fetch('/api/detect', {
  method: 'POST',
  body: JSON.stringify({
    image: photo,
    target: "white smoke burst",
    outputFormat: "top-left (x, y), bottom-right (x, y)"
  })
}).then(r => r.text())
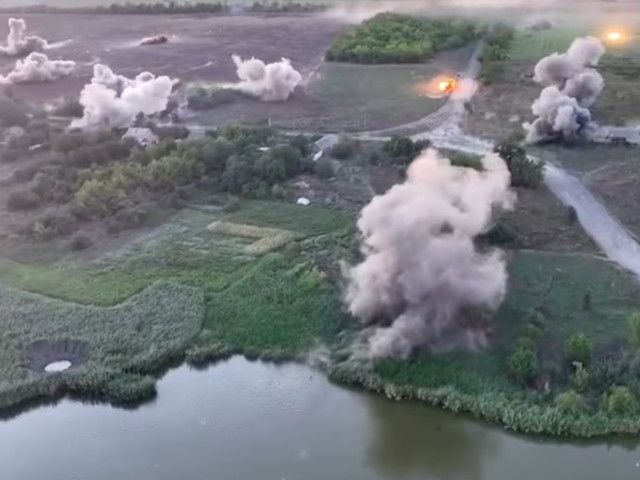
top-left (0, 18), bottom-right (48, 57)
top-left (524, 36), bottom-right (606, 143)
top-left (231, 55), bottom-right (302, 101)
top-left (344, 149), bottom-right (515, 359)
top-left (71, 64), bottom-right (174, 130)
top-left (0, 52), bottom-right (75, 84)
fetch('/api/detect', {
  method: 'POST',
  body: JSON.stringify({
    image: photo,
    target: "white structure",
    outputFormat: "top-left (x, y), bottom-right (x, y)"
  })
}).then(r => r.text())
top-left (122, 127), bottom-right (159, 146)
top-left (312, 134), bottom-right (339, 161)
top-left (296, 197), bottom-right (310, 206)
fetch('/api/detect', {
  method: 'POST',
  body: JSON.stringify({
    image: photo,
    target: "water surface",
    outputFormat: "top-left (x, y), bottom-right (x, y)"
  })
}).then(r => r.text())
top-left (1, 357), bottom-right (639, 480)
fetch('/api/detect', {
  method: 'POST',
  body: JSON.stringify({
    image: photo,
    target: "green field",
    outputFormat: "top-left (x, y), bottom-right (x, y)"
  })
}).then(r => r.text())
top-left (306, 62), bottom-right (448, 131)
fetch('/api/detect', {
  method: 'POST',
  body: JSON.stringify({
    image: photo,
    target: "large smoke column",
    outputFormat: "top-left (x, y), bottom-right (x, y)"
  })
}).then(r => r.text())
top-left (344, 149), bottom-right (515, 359)
top-left (0, 18), bottom-right (48, 57)
top-left (71, 64), bottom-right (173, 129)
top-left (0, 52), bottom-right (75, 84)
top-left (524, 36), bottom-right (605, 143)
top-left (231, 55), bottom-right (302, 101)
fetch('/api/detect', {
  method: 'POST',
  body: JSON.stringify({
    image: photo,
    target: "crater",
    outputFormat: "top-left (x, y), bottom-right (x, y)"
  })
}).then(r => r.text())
top-left (23, 339), bottom-right (90, 373)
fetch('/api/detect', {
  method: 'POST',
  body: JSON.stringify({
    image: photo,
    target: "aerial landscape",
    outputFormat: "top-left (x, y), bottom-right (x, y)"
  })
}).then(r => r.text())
top-left (1, 0), bottom-right (640, 478)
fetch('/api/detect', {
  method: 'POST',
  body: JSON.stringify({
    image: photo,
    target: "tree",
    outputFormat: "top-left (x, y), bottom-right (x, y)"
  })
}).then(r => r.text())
top-left (628, 312), bottom-right (640, 349)
top-left (565, 333), bottom-right (593, 365)
top-left (507, 343), bottom-right (538, 384)
top-left (494, 140), bottom-right (543, 188)
top-left (315, 158), bottom-right (334, 179)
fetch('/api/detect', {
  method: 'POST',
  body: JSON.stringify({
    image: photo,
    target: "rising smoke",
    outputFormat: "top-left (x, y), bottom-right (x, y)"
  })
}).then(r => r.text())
top-left (71, 64), bottom-right (173, 129)
top-left (0, 18), bottom-right (48, 57)
top-left (524, 36), bottom-right (605, 143)
top-left (0, 52), bottom-right (75, 84)
top-left (344, 149), bottom-right (514, 359)
top-left (231, 55), bottom-right (302, 101)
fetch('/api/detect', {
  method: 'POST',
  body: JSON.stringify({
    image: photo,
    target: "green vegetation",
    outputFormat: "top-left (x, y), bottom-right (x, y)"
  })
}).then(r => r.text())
top-left (0, 281), bottom-right (203, 409)
top-left (565, 333), bottom-right (593, 365)
top-left (554, 390), bottom-right (584, 415)
top-left (494, 140), bottom-right (544, 188)
top-left (479, 23), bottom-right (516, 84)
top-left (601, 386), bottom-right (636, 416)
top-left (326, 13), bottom-right (482, 64)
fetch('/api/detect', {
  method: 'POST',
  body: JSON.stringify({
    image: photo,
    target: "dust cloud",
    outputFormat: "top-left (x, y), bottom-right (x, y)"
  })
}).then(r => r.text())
top-left (71, 64), bottom-right (173, 129)
top-left (0, 18), bottom-right (48, 57)
top-left (344, 149), bottom-right (515, 359)
top-left (0, 52), bottom-right (75, 84)
top-left (524, 36), bottom-right (605, 143)
top-left (231, 55), bottom-right (302, 101)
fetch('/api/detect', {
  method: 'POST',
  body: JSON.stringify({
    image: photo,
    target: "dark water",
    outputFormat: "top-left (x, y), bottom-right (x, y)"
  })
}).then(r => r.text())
top-left (1, 357), bottom-right (640, 480)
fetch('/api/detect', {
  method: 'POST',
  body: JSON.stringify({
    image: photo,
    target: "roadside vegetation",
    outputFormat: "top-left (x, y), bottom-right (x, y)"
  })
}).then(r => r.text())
top-left (326, 13), bottom-right (483, 64)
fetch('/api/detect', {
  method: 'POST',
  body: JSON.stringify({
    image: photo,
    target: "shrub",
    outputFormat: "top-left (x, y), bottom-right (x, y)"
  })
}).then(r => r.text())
top-left (6, 190), bottom-right (40, 211)
top-left (26, 212), bottom-right (76, 241)
top-left (628, 312), bottom-right (640, 349)
top-left (331, 136), bottom-right (358, 160)
top-left (288, 134), bottom-right (311, 156)
top-left (448, 151), bottom-right (483, 170)
top-left (12, 163), bottom-right (40, 183)
top-left (601, 386), bottom-right (636, 416)
top-left (494, 140), bottom-right (543, 188)
top-left (565, 333), bottom-right (593, 365)
top-left (69, 234), bottom-right (93, 251)
top-left (75, 179), bottom-right (129, 217)
top-left (554, 390), bottom-right (584, 415)
top-left (480, 222), bottom-right (515, 245)
top-left (314, 158), bottom-right (334, 179)
top-left (106, 206), bottom-right (150, 233)
top-left (570, 362), bottom-right (590, 393)
top-left (507, 344), bottom-right (538, 384)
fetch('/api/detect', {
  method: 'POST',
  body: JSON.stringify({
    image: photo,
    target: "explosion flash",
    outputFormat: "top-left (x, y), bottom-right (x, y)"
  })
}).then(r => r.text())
top-left (417, 74), bottom-right (460, 98)
top-left (607, 31), bottom-right (622, 41)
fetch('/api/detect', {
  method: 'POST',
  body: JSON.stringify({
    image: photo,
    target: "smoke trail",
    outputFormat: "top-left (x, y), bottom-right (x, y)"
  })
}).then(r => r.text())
top-left (0, 18), bottom-right (48, 57)
top-left (525, 36), bottom-right (605, 143)
top-left (71, 64), bottom-right (173, 130)
top-left (344, 149), bottom-right (514, 359)
top-left (0, 52), bottom-right (75, 84)
top-left (231, 55), bottom-right (302, 101)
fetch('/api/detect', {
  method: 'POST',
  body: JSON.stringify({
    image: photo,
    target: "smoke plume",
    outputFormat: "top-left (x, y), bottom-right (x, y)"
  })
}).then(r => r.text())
top-left (71, 64), bottom-right (173, 129)
top-left (525, 36), bottom-right (605, 143)
top-left (0, 18), bottom-right (48, 57)
top-left (231, 55), bottom-right (302, 101)
top-left (344, 149), bottom-right (514, 359)
top-left (0, 52), bottom-right (75, 84)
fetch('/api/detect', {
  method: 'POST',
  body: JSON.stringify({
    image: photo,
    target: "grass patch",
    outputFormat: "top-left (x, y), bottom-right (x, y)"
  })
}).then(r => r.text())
top-left (204, 253), bottom-right (345, 356)
top-left (0, 281), bottom-right (204, 409)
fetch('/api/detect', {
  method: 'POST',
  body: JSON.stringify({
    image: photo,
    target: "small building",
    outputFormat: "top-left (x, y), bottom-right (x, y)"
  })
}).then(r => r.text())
top-left (311, 134), bottom-right (339, 162)
top-left (122, 127), bottom-right (159, 147)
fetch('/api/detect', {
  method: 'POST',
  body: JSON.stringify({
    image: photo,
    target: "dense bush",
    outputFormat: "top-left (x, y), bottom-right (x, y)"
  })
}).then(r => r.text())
top-left (479, 23), bottom-right (515, 84)
top-left (331, 136), bottom-right (359, 160)
top-left (507, 342), bottom-right (538, 384)
top-left (25, 212), bottom-right (76, 241)
top-left (6, 190), bottom-right (40, 211)
top-left (601, 386), bottom-right (637, 416)
top-left (570, 362), bottom-right (590, 393)
top-left (565, 333), bottom-right (593, 365)
top-left (494, 140), bottom-right (544, 188)
top-left (315, 158), bottom-right (334, 179)
top-left (554, 390), bottom-right (584, 415)
top-left (381, 136), bottom-right (429, 165)
top-left (326, 13), bottom-right (483, 64)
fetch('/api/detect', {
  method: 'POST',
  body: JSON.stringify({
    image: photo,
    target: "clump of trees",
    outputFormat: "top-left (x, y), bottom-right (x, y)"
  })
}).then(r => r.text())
top-left (326, 13), bottom-right (484, 64)
top-left (6, 125), bottom-right (322, 240)
top-left (494, 140), bottom-right (544, 188)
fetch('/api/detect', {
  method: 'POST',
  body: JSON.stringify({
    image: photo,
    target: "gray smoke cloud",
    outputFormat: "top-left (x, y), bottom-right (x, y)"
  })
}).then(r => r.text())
top-left (0, 52), bottom-right (75, 84)
top-left (0, 18), bottom-right (48, 57)
top-left (525, 36), bottom-right (605, 143)
top-left (231, 55), bottom-right (302, 101)
top-left (344, 149), bottom-right (515, 359)
top-left (71, 64), bottom-right (174, 130)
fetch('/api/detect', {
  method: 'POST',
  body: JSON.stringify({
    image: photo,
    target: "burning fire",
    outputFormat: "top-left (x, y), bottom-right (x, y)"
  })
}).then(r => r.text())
top-left (438, 77), bottom-right (458, 93)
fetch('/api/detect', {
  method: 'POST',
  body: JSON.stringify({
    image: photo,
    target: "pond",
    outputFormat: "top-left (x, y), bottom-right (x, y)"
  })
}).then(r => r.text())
top-left (1, 356), bottom-right (639, 480)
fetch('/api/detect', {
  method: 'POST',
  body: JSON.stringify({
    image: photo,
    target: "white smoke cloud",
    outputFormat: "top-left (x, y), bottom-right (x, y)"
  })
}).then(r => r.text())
top-left (525, 36), bottom-right (605, 143)
top-left (0, 52), bottom-right (75, 84)
top-left (231, 55), bottom-right (302, 101)
top-left (0, 18), bottom-right (48, 57)
top-left (344, 149), bottom-right (515, 359)
top-left (71, 64), bottom-right (174, 130)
